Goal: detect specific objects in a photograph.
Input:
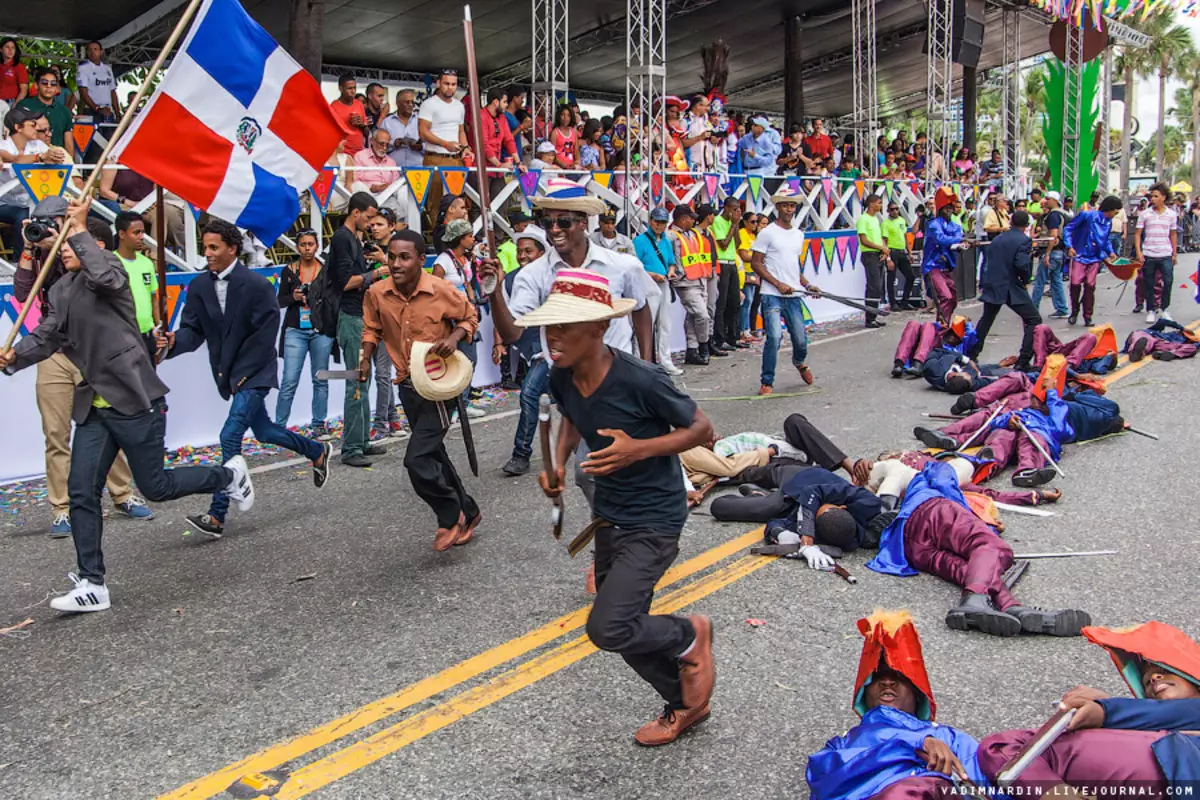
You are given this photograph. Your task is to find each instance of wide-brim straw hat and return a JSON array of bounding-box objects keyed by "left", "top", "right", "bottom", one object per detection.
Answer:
[
  {"left": 771, "top": 185, "right": 803, "bottom": 205},
  {"left": 532, "top": 177, "right": 608, "bottom": 216},
  {"left": 514, "top": 268, "right": 637, "bottom": 327},
  {"left": 409, "top": 341, "right": 475, "bottom": 402}
]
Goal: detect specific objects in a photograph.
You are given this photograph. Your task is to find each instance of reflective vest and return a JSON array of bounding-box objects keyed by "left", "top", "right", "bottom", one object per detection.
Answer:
[{"left": 678, "top": 229, "right": 714, "bottom": 280}]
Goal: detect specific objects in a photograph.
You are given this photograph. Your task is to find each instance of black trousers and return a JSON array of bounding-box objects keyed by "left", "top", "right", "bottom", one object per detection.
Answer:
[
  {"left": 586, "top": 525, "right": 695, "bottom": 709},
  {"left": 713, "top": 261, "right": 740, "bottom": 346},
  {"left": 782, "top": 412, "right": 848, "bottom": 471},
  {"left": 711, "top": 488, "right": 795, "bottom": 523},
  {"left": 862, "top": 251, "right": 886, "bottom": 324},
  {"left": 886, "top": 249, "right": 917, "bottom": 307},
  {"left": 69, "top": 399, "right": 233, "bottom": 584},
  {"left": 972, "top": 298, "right": 1042, "bottom": 367},
  {"left": 398, "top": 383, "right": 479, "bottom": 529}
]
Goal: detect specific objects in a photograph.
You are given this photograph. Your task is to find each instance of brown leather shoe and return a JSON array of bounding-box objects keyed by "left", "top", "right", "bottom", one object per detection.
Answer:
[
  {"left": 796, "top": 364, "right": 814, "bottom": 385},
  {"left": 455, "top": 511, "right": 481, "bottom": 545},
  {"left": 434, "top": 521, "right": 461, "bottom": 552},
  {"left": 678, "top": 615, "right": 714, "bottom": 710},
  {"left": 633, "top": 703, "right": 710, "bottom": 747}
]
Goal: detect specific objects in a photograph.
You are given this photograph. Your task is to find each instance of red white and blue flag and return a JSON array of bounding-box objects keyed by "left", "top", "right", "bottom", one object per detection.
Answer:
[{"left": 111, "top": 0, "right": 344, "bottom": 244}]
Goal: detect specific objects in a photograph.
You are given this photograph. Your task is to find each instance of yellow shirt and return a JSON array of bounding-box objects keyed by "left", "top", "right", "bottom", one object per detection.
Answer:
[{"left": 737, "top": 229, "right": 757, "bottom": 289}]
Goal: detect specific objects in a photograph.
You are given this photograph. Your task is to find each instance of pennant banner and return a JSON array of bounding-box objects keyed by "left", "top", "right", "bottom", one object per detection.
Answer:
[
  {"left": 518, "top": 169, "right": 541, "bottom": 201},
  {"left": 13, "top": 163, "right": 72, "bottom": 203},
  {"left": 187, "top": 202, "right": 203, "bottom": 220},
  {"left": 821, "top": 176, "right": 834, "bottom": 199},
  {"left": 800, "top": 238, "right": 812, "bottom": 268},
  {"left": 787, "top": 176, "right": 802, "bottom": 197},
  {"left": 440, "top": 166, "right": 469, "bottom": 197},
  {"left": 884, "top": 180, "right": 893, "bottom": 202},
  {"left": 847, "top": 235, "right": 860, "bottom": 264},
  {"left": 809, "top": 237, "right": 821, "bottom": 270},
  {"left": 310, "top": 166, "right": 338, "bottom": 214},
  {"left": 405, "top": 167, "right": 434, "bottom": 208},
  {"left": 591, "top": 171, "right": 613, "bottom": 190},
  {"left": 746, "top": 174, "right": 763, "bottom": 205},
  {"left": 835, "top": 235, "right": 851, "bottom": 265},
  {"left": 855, "top": 179, "right": 866, "bottom": 201},
  {"left": 650, "top": 173, "right": 664, "bottom": 205},
  {"left": 910, "top": 180, "right": 922, "bottom": 197},
  {"left": 823, "top": 238, "right": 837, "bottom": 271},
  {"left": 72, "top": 122, "right": 95, "bottom": 156},
  {"left": 704, "top": 173, "right": 720, "bottom": 199}
]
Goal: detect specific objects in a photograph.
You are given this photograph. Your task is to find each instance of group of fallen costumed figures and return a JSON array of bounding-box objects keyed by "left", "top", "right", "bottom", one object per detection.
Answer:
[{"left": 808, "top": 610, "right": 1200, "bottom": 800}]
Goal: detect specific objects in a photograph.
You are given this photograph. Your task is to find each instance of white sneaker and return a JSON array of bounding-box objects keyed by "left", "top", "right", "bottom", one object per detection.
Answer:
[
  {"left": 1159, "top": 310, "right": 1173, "bottom": 322},
  {"left": 49, "top": 573, "right": 110, "bottom": 613},
  {"left": 465, "top": 405, "right": 486, "bottom": 419},
  {"left": 223, "top": 455, "right": 255, "bottom": 512},
  {"left": 1146, "top": 310, "right": 1158, "bottom": 324},
  {"left": 663, "top": 363, "right": 684, "bottom": 376}
]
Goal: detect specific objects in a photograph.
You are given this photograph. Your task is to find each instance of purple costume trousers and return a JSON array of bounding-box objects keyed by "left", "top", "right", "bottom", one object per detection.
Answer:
[
  {"left": 869, "top": 776, "right": 954, "bottom": 800},
  {"left": 1033, "top": 325, "right": 1097, "bottom": 368},
  {"left": 972, "top": 372, "right": 1033, "bottom": 411},
  {"left": 1126, "top": 330, "right": 1198, "bottom": 360},
  {"left": 978, "top": 728, "right": 1168, "bottom": 796},
  {"left": 939, "top": 416, "right": 1047, "bottom": 478},
  {"left": 927, "top": 269, "right": 957, "bottom": 326},
  {"left": 904, "top": 498, "right": 1017, "bottom": 610},
  {"left": 895, "top": 320, "right": 941, "bottom": 366},
  {"left": 1068, "top": 260, "right": 1101, "bottom": 319}
]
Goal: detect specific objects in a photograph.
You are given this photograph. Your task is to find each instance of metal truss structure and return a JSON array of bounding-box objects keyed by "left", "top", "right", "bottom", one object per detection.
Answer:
[
  {"left": 1061, "top": 21, "right": 1084, "bottom": 198},
  {"left": 531, "top": 0, "right": 570, "bottom": 134},
  {"left": 624, "top": 0, "right": 667, "bottom": 228},
  {"left": 1099, "top": 47, "right": 1112, "bottom": 191},
  {"left": 925, "top": 0, "right": 954, "bottom": 187},
  {"left": 850, "top": 0, "right": 878, "bottom": 176},
  {"left": 1000, "top": 9, "right": 1022, "bottom": 195}
]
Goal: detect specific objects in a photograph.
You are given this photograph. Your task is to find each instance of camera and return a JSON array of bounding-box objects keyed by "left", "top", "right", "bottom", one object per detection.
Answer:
[
  {"left": 24, "top": 216, "right": 59, "bottom": 244},
  {"left": 300, "top": 283, "right": 310, "bottom": 298}
]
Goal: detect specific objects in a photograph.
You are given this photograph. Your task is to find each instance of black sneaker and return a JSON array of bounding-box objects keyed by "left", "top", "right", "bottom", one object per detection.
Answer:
[
  {"left": 1067, "top": 312, "right": 1079, "bottom": 325},
  {"left": 1132, "top": 303, "right": 1144, "bottom": 313},
  {"left": 1152, "top": 350, "right": 1179, "bottom": 361},
  {"left": 364, "top": 443, "right": 388, "bottom": 456},
  {"left": 1083, "top": 317, "right": 1093, "bottom": 327},
  {"left": 1049, "top": 311, "right": 1068, "bottom": 319},
  {"left": 502, "top": 455, "right": 531, "bottom": 476},
  {"left": 313, "top": 441, "right": 333, "bottom": 489},
  {"left": 341, "top": 454, "right": 374, "bottom": 468},
  {"left": 1012, "top": 467, "right": 1057, "bottom": 488},
  {"left": 950, "top": 392, "right": 976, "bottom": 416},
  {"left": 891, "top": 361, "right": 905, "bottom": 378},
  {"left": 913, "top": 426, "right": 958, "bottom": 451},
  {"left": 904, "top": 361, "right": 924, "bottom": 378},
  {"left": 186, "top": 514, "right": 224, "bottom": 539},
  {"left": 975, "top": 446, "right": 996, "bottom": 463},
  {"left": 863, "top": 511, "right": 898, "bottom": 548},
  {"left": 865, "top": 320, "right": 887, "bottom": 329}
]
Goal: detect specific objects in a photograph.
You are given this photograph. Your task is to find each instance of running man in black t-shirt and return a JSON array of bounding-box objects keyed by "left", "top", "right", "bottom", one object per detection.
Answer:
[{"left": 516, "top": 268, "right": 717, "bottom": 747}]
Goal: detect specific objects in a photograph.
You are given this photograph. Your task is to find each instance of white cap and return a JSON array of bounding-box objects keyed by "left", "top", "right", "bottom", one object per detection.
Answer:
[
  {"left": 537, "top": 141, "right": 556, "bottom": 154},
  {"left": 1044, "top": 190, "right": 1061, "bottom": 202}
]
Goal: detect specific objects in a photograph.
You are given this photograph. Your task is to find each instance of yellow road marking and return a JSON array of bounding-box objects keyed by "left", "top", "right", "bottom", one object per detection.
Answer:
[
  {"left": 161, "top": 527, "right": 763, "bottom": 800},
  {"left": 273, "top": 555, "right": 773, "bottom": 799}
]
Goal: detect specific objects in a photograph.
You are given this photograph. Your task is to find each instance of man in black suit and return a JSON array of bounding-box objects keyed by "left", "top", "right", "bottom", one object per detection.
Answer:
[
  {"left": 0, "top": 198, "right": 252, "bottom": 613},
  {"left": 969, "top": 210, "right": 1042, "bottom": 371},
  {"left": 160, "top": 219, "right": 331, "bottom": 538}
]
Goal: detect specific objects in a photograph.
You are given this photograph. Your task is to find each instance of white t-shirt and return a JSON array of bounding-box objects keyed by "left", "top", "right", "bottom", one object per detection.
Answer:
[
  {"left": 77, "top": 60, "right": 117, "bottom": 110},
  {"left": 418, "top": 96, "right": 465, "bottom": 155},
  {"left": 0, "top": 138, "right": 50, "bottom": 207},
  {"left": 751, "top": 222, "right": 806, "bottom": 296},
  {"left": 433, "top": 251, "right": 467, "bottom": 291},
  {"left": 686, "top": 116, "right": 712, "bottom": 171},
  {"left": 1137, "top": 206, "right": 1177, "bottom": 258}
]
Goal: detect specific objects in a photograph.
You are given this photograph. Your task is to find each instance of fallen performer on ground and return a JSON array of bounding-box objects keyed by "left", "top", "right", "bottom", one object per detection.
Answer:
[
  {"left": 1126, "top": 317, "right": 1199, "bottom": 362},
  {"left": 892, "top": 315, "right": 977, "bottom": 379}
]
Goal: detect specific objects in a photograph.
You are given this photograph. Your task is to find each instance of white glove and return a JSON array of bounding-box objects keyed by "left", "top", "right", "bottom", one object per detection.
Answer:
[{"left": 798, "top": 544, "right": 835, "bottom": 570}]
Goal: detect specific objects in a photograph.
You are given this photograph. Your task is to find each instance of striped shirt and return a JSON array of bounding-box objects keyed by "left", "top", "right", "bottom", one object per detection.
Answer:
[{"left": 1137, "top": 207, "right": 1177, "bottom": 258}]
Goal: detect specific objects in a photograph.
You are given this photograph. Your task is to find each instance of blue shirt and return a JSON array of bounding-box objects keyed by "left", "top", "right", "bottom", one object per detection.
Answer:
[
  {"left": 634, "top": 230, "right": 676, "bottom": 276},
  {"left": 868, "top": 461, "right": 972, "bottom": 577},
  {"left": 989, "top": 388, "right": 1073, "bottom": 462},
  {"left": 1063, "top": 209, "right": 1115, "bottom": 263},
  {"left": 738, "top": 132, "right": 779, "bottom": 170},
  {"left": 921, "top": 216, "right": 964, "bottom": 274}
]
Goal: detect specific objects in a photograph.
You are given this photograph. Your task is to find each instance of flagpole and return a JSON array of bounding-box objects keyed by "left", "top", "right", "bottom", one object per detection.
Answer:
[
  {"left": 462, "top": 4, "right": 497, "bottom": 291},
  {"left": 3, "top": 0, "right": 206, "bottom": 352}
]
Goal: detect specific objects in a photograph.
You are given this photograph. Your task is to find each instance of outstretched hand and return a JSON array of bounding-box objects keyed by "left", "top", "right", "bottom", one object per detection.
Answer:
[
  {"left": 918, "top": 736, "right": 968, "bottom": 779},
  {"left": 580, "top": 429, "right": 645, "bottom": 476}
]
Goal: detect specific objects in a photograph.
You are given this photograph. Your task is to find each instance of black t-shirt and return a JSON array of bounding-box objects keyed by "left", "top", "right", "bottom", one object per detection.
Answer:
[
  {"left": 550, "top": 349, "right": 698, "bottom": 533},
  {"left": 329, "top": 226, "right": 368, "bottom": 316},
  {"left": 1043, "top": 210, "right": 1066, "bottom": 251}
]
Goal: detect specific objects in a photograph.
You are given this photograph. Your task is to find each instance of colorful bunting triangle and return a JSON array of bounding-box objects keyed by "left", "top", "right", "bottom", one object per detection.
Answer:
[
  {"left": 835, "top": 235, "right": 851, "bottom": 264},
  {"left": 910, "top": 180, "right": 922, "bottom": 197},
  {"left": 591, "top": 171, "right": 614, "bottom": 190},
  {"left": 809, "top": 237, "right": 821, "bottom": 270},
  {"left": 787, "top": 177, "right": 802, "bottom": 196},
  {"left": 704, "top": 173, "right": 720, "bottom": 200},
  {"left": 13, "top": 163, "right": 72, "bottom": 203},
  {"left": 800, "top": 238, "right": 811, "bottom": 267},
  {"left": 746, "top": 174, "right": 763, "bottom": 205},
  {"left": 821, "top": 176, "right": 834, "bottom": 199},
  {"left": 72, "top": 122, "right": 95, "bottom": 155},
  {"left": 310, "top": 166, "right": 338, "bottom": 214},
  {"left": 855, "top": 179, "right": 866, "bottom": 200},
  {"left": 823, "top": 238, "right": 836, "bottom": 271},
  {"left": 518, "top": 169, "right": 541, "bottom": 201},
  {"left": 405, "top": 167, "right": 434, "bottom": 208},
  {"left": 847, "top": 235, "right": 860, "bottom": 264},
  {"left": 187, "top": 201, "right": 203, "bottom": 220},
  {"left": 440, "top": 166, "right": 469, "bottom": 197},
  {"left": 650, "top": 173, "right": 664, "bottom": 204}
]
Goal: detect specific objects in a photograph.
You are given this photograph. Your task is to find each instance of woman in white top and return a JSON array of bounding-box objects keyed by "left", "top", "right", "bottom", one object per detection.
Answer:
[{"left": 432, "top": 218, "right": 477, "bottom": 303}]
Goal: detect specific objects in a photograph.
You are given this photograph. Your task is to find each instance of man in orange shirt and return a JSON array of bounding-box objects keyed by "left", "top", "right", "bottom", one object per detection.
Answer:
[{"left": 329, "top": 73, "right": 367, "bottom": 157}]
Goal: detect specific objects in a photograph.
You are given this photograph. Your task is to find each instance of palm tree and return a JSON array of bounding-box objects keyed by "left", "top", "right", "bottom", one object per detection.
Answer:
[
  {"left": 1168, "top": 49, "right": 1200, "bottom": 190},
  {"left": 1143, "top": 16, "right": 1193, "bottom": 178}
]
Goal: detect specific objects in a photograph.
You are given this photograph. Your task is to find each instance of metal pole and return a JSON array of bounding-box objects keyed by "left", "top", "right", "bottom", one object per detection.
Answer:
[
  {"left": 462, "top": 5, "right": 495, "bottom": 265},
  {"left": 155, "top": 185, "right": 167, "bottom": 325},
  {"left": 1100, "top": 46, "right": 1113, "bottom": 193}
]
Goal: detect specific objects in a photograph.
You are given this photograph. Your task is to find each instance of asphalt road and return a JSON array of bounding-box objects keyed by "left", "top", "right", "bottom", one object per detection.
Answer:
[{"left": 2, "top": 261, "right": 1198, "bottom": 800}]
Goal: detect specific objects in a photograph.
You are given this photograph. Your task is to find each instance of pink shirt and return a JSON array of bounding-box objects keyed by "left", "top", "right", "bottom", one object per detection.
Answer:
[
  {"left": 352, "top": 149, "right": 397, "bottom": 187},
  {"left": 1137, "top": 206, "right": 1177, "bottom": 258}
]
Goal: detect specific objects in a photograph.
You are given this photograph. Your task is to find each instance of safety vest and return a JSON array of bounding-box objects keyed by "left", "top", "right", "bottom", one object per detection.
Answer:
[{"left": 677, "top": 230, "right": 714, "bottom": 280}]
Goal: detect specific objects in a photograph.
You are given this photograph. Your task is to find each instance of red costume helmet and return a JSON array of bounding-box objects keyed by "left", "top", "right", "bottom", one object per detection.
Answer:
[
  {"left": 1083, "top": 621, "right": 1200, "bottom": 698},
  {"left": 934, "top": 187, "right": 958, "bottom": 213},
  {"left": 853, "top": 609, "right": 937, "bottom": 721}
]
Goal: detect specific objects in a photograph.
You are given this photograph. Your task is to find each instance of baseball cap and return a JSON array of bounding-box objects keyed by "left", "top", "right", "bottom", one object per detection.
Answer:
[
  {"left": 599, "top": 208, "right": 617, "bottom": 221},
  {"left": 1043, "top": 191, "right": 1061, "bottom": 202},
  {"left": 32, "top": 196, "right": 68, "bottom": 218},
  {"left": 650, "top": 207, "right": 670, "bottom": 223},
  {"left": 507, "top": 210, "right": 535, "bottom": 225},
  {"left": 536, "top": 141, "right": 556, "bottom": 154}
]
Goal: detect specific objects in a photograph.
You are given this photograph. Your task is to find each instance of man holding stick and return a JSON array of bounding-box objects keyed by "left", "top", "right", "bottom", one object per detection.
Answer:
[
  {"left": 520, "top": 269, "right": 716, "bottom": 746},
  {"left": 0, "top": 198, "right": 253, "bottom": 612}
]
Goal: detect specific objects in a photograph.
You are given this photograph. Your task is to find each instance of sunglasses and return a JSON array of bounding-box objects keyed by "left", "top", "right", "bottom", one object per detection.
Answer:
[
  {"left": 39, "top": 80, "right": 59, "bottom": 87},
  {"left": 33, "top": 126, "right": 50, "bottom": 134},
  {"left": 539, "top": 215, "right": 584, "bottom": 230}
]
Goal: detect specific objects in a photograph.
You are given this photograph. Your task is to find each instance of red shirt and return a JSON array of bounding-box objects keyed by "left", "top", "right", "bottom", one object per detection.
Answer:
[
  {"left": 329, "top": 98, "right": 367, "bottom": 156},
  {"left": 804, "top": 132, "right": 833, "bottom": 160},
  {"left": 478, "top": 107, "right": 517, "bottom": 165},
  {"left": 0, "top": 60, "right": 28, "bottom": 102}
]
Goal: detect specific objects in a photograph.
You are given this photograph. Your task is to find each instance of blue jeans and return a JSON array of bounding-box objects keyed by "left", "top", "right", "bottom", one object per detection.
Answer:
[
  {"left": 512, "top": 358, "right": 551, "bottom": 460},
  {"left": 275, "top": 327, "right": 334, "bottom": 426},
  {"left": 0, "top": 204, "right": 29, "bottom": 251},
  {"left": 760, "top": 294, "right": 809, "bottom": 387},
  {"left": 1030, "top": 250, "right": 1068, "bottom": 315},
  {"left": 209, "top": 387, "right": 322, "bottom": 522},
  {"left": 337, "top": 312, "right": 371, "bottom": 458},
  {"left": 739, "top": 282, "right": 758, "bottom": 334},
  {"left": 1142, "top": 256, "right": 1174, "bottom": 311}
]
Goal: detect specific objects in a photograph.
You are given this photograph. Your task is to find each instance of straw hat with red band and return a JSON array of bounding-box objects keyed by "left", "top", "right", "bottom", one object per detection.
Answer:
[
  {"left": 853, "top": 609, "right": 936, "bottom": 721},
  {"left": 532, "top": 177, "right": 608, "bottom": 216},
  {"left": 1082, "top": 621, "right": 1200, "bottom": 699},
  {"left": 410, "top": 340, "right": 475, "bottom": 402},
  {"left": 934, "top": 186, "right": 958, "bottom": 213},
  {"left": 513, "top": 269, "right": 637, "bottom": 328}
]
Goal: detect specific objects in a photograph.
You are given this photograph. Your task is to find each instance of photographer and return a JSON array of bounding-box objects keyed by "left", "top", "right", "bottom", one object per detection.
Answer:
[
  {"left": 274, "top": 229, "right": 335, "bottom": 438},
  {"left": 13, "top": 196, "right": 153, "bottom": 537}
]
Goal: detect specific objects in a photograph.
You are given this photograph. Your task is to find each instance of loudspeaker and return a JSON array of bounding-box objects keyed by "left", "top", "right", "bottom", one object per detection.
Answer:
[{"left": 952, "top": 0, "right": 986, "bottom": 69}]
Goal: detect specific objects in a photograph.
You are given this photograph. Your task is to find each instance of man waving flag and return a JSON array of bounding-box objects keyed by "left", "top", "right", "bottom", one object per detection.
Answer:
[{"left": 112, "top": 0, "right": 344, "bottom": 244}]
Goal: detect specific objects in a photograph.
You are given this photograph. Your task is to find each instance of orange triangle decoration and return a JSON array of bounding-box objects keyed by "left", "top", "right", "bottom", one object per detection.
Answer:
[
  {"left": 72, "top": 122, "right": 95, "bottom": 155},
  {"left": 855, "top": 179, "right": 866, "bottom": 200},
  {"left": 440, "top": 166, "right": 469, "bottom": 197}
]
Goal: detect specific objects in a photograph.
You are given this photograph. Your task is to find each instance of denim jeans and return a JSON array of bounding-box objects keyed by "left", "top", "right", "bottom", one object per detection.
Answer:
[
  {"left": 512, "top": 358, "right": 551, "bottom": 460},
  {"left": 209, "top": 387, "right": 322, "bottom": 522},
  {"left": 1030, "top": 250, "right": 1068, "bottom": 315},
  {"left": 0, "top": 204, "right": 30, "bottom": 251},
  {"left": 373, "top": 343, "right": 400, "bottom": 430},
  {"left": 760, "top": 294, "right": 809, "bottom": 387},
  {"left": 69, "top": 399, "right": 233, "bottom": 583},
  {"left": 337, "top": 312, "right": 371, "bottom": 458},
  {"left": 739, "top": 282, "right": 758, "bottom": 334},
  {"left": 1141, "top": 256, "right": 1174, "bottom": 311},
  {"left": 275, "top": 327, "right": 334, "bottom": 426}
]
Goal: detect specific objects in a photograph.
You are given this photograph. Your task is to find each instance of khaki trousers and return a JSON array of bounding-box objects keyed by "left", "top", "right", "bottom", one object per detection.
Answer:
[
  {"left": 37, "top": 352, "right": 134, "bottom": 515},
  {"left": 422, "top": 153, "right": 466, "bottom": 227}
]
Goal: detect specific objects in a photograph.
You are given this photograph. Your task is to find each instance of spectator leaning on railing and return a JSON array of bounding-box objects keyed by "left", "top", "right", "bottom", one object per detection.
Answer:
[
  {"left": 17, "top": 67, "right": 73, "bottom": 160},
  {"left": 419, "top": 68, "right": 470, "bottom": 220}
]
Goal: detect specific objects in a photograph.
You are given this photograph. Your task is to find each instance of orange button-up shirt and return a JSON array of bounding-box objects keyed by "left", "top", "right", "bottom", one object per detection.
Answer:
[{"left": 363, "top": 271, "right": 479, "bottom": 383}]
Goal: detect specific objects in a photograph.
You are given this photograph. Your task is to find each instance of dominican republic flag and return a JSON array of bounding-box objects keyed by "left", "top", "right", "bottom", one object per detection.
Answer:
[{"left": 111, "top": 0, "right": 344, "bottom": 244}]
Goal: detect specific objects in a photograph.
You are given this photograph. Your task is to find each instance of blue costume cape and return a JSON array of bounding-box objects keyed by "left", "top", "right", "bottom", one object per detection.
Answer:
[
  {"left": 806, "top": 706, "right": 990, "bottom": 800},
  {"left": 1062, "top": 209, "right": 1115, "bottom": 264},
  {"left": 1097, "top": 698, "right": 1200, "bottom": 788},
  {"left": 921, "top": 216, "right": 964, "bottom": 275},
  {"left": 867, "top": 462, "right": 972, "bottom": 577},
  {"left": 989, "top": 388, "right": 1073, "bottom": 461}
]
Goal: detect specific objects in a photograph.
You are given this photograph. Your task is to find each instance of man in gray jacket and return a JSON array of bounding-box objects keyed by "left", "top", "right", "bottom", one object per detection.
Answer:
[{"left": 0, "top": 198, "right": 253, "bottom": 613}]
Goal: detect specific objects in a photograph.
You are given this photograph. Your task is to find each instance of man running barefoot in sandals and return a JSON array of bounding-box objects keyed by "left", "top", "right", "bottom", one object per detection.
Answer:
[{"left": 519, "top": 269, "right": 717, "bottom": 746}]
